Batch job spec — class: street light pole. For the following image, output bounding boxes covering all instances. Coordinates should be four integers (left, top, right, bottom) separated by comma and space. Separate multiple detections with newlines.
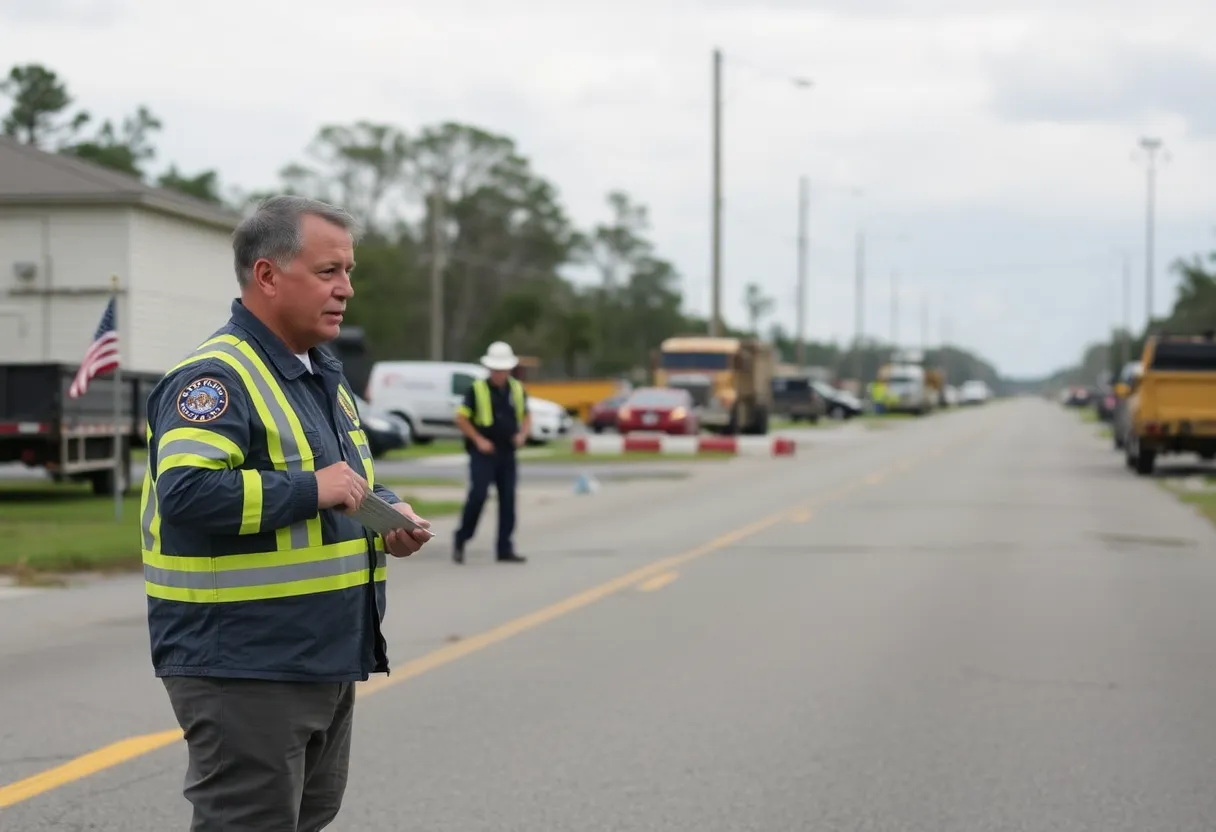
853, 227, 865, 383
1136, 137, 1165, 328
890, 268, 898, 349
796, 175, 808, 365
710, 47, 723, 337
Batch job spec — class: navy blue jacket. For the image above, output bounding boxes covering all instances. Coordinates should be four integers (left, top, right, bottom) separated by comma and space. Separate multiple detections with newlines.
141, 300, 399, 683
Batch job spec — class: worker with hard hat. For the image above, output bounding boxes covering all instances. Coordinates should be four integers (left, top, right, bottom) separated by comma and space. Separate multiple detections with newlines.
452, 341, 531, 564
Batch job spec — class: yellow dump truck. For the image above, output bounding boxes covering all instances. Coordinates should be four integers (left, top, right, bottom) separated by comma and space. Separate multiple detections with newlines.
1121, 334, 1216, 475
510, 356, 626, 424
652, 335, 774, 434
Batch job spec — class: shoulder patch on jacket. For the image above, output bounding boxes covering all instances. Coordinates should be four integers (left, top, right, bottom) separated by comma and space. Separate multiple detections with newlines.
177, 377, 230, 423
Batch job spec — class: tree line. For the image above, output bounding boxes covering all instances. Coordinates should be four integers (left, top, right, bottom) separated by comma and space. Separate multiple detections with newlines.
3, 62, 1005, 390
1046, 246, 1216, 390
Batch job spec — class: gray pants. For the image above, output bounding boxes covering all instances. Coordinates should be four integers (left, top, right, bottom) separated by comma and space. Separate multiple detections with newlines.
163, 676, 356, 832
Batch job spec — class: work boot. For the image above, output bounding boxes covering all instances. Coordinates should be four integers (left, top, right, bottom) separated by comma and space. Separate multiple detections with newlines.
453, 539, 465, 564
496, 554, 527, 564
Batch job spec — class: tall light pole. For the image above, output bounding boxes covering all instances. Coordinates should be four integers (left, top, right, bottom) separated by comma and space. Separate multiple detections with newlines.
795, 175, 809, 365
853, 227, 865, 382
1135, 137, 1167, 328
889, 268, 899, 349
710, 48, 723, 336
708, 48, 812, 337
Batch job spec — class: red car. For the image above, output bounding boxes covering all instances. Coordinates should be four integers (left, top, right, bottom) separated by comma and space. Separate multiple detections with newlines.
588, 393, 628, 433
616, 387, 698, 435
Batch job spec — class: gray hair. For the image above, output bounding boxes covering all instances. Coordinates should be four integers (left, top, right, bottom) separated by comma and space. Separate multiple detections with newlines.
232, 195, 362, 286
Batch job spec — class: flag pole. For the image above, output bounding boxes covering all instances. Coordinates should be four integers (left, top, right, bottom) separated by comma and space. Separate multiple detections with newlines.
111, 274, 123, 522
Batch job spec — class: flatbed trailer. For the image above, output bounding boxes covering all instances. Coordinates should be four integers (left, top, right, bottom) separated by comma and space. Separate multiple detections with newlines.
0, 363, 162, 495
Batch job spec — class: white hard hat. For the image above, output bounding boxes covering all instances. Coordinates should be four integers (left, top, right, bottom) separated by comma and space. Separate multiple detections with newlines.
480, 341, 519, 371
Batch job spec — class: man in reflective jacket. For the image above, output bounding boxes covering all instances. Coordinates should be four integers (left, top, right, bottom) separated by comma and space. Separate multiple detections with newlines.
451, 341, 530, 564
142, 195, 434, 832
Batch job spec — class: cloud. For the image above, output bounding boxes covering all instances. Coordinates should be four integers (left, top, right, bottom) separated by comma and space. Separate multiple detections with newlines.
988, 41, 1216, 139
0, 0, 125, 26
2, 0, 1214, 376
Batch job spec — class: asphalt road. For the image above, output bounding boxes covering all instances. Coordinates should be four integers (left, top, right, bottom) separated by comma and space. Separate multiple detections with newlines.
5, 398, 1216, 830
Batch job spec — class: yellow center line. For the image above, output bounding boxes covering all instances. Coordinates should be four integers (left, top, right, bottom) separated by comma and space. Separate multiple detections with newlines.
0, 438, 960, 810
638, 571, 679, 592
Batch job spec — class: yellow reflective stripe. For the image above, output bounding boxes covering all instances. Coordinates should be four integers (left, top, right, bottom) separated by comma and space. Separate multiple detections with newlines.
143, 537, 387, 603
348, 429, 375, 488
239, 469, 263, 535
143, 537, 377, 572
456, 404, 473, 418
158, 453, 228, 477
146, 567, 373, 604
508, 377, 525, 423
472, 379, 492, 426
139, 466, 160, 554
157, 427, 244, 465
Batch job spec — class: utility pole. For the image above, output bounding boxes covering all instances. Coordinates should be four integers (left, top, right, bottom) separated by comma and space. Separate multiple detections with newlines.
429, 186, 445, 360
920, 292, 929, 351
710, 47, 724, 337
1137, 137, 1165, 328
889, 268, 898, 349
1121, 251, 1131, 367
796, 175, 808, 366
852, 228, 865, 382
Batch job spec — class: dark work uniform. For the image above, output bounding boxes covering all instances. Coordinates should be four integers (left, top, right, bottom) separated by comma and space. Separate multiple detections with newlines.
453, 379, 527, 562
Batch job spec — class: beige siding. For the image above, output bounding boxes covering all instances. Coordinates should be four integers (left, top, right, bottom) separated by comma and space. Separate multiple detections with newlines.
0, 206, 131, 366
127, 211, 234, 373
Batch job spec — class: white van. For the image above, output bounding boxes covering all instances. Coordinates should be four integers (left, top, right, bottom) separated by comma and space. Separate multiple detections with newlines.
365, 360, 572, 446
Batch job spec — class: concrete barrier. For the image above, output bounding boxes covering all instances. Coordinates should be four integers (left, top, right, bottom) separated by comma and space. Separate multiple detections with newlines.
571, 434, 797, 457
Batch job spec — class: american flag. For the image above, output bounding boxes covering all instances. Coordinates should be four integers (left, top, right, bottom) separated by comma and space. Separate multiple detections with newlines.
68, 296, 120, 399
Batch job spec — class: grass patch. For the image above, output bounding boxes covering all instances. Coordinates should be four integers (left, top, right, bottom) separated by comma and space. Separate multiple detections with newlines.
1175, 490, 1216, 527
383, 439, 470, 459
0, 480, 461, 577
1078, 408, 1100, 423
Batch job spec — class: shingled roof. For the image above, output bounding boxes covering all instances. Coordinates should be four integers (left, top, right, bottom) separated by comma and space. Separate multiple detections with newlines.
0, 135, 243, 231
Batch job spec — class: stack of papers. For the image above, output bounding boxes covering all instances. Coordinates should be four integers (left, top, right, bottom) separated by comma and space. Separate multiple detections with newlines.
350, 491, 435, 539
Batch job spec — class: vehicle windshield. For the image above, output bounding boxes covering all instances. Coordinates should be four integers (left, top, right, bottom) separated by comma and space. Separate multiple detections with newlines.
626, 389, 687, 408
1149, 342, 1216, 371
659, 351, 732, 371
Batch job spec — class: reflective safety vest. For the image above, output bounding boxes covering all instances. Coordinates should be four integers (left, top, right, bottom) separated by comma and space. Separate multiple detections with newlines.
470, 377, 526, 427
141, 302, 390, 683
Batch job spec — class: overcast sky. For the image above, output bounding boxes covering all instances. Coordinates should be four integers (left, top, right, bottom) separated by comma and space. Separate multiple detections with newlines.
3, 0, 1214, 377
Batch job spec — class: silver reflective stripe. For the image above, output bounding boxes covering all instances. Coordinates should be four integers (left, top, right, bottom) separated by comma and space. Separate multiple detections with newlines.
190, 340, 312, 551
145, 553, 368, 590
376, 550, 386, 569
141, 473, 158, 551
159, 437, 234, 464
357, 442, 371, 459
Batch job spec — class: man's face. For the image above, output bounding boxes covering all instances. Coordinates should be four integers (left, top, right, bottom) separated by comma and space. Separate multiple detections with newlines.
258, 214, 355, 350
489, 369, 510, 385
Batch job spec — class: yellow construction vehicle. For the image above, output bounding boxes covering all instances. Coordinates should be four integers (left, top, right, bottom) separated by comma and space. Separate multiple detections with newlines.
510, 356, 628, 424
652, 335, 774, 434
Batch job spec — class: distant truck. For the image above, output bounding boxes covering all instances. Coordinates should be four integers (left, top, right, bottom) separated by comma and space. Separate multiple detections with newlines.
653, 335, 774, 435
876, 362, 932, 415
1121, 334, 1216, 475
0, 363, 161, 494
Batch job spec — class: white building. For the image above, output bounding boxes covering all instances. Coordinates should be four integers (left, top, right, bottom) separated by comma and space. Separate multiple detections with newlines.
0, 136, 243, 374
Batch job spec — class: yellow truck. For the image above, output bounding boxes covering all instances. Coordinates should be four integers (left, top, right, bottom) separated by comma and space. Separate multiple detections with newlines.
510, 356, 627, 424
1120, 334, 1216, 475
652, 335, 774, 434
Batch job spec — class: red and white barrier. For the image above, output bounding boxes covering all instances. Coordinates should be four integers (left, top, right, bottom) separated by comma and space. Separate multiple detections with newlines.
571, 434, 796, 457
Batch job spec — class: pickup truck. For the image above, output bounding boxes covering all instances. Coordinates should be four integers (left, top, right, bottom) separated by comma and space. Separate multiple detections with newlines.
0, 363, 161, 494
1120, 336, 1216, 475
